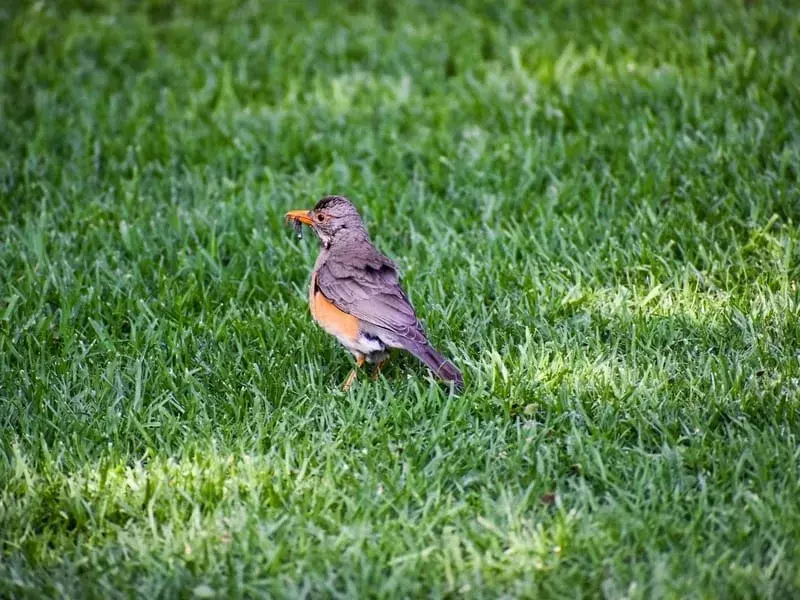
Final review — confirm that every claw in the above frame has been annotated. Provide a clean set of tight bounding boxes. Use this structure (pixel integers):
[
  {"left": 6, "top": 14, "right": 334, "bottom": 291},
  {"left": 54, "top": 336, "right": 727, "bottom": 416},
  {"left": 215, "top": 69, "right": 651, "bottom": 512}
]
[
  {"left": 371, "top": 359, "right": 388, "bottom": 381},
  {"left": 342, "top": 356, "right": 365, "bottom": 391},
  {"left": 342, "top": 369, "right": 357, "bottom": 391}
]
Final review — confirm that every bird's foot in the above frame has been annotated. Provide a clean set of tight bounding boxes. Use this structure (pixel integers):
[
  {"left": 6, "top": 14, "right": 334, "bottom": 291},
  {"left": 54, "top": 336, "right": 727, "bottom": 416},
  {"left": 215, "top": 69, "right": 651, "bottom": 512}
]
[
  {"left": 371, "top": 359, "right": 388, "bottom": 382},
  {"left": 342, "top": 356, "right": 365, "bottom": 391},
  {"left": 342, "top": 369, "right": 358, "bottom": 391}
]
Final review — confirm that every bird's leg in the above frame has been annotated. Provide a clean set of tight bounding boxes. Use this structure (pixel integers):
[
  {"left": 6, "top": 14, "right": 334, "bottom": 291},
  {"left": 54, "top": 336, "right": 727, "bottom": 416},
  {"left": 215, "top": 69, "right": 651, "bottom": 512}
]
[
  {"left": 342, "top": 355, "right": 365, "bottom": 391},
  {"left": 371, "top": 358, "right": 388, "bottom": 381}
]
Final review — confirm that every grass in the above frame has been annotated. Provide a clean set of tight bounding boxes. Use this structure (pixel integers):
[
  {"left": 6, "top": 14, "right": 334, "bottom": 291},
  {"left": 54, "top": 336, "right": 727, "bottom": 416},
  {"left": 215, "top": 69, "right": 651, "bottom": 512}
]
[{"left": 1, "top": 0, "right": 799, "bottom": 597}]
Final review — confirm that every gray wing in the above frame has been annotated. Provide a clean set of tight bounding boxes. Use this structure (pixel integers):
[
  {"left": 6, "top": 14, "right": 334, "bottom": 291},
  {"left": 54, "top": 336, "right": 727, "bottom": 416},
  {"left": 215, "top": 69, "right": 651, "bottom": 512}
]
[{"left": 315, "top": 247, "right": 428, "bottom": 348}]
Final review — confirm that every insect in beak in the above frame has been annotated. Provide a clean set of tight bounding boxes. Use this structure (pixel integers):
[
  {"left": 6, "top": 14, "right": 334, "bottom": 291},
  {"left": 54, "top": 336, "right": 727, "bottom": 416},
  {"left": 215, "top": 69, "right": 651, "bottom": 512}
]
[{"left": 285, "top": 210, "right": 313, "bottom": 240}]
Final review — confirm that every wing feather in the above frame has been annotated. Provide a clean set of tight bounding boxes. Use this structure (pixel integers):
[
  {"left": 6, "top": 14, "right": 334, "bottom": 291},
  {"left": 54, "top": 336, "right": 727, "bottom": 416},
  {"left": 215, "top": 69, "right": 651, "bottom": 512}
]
[{"left": 316, "top": 250, "right": 428, "bottom": 347}]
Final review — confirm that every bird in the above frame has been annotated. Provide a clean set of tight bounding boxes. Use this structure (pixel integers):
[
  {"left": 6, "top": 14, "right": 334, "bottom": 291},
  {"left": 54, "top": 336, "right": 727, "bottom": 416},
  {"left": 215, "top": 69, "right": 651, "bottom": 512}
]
[{"left": 285, "top": 195, "right": 463, "bottom": 391}]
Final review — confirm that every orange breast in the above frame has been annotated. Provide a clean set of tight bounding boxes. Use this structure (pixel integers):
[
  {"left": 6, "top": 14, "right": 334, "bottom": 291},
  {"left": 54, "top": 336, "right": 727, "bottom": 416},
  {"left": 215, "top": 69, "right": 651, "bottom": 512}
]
[{"left": 309, "top": 272, "right": 361, "bottom": 343}]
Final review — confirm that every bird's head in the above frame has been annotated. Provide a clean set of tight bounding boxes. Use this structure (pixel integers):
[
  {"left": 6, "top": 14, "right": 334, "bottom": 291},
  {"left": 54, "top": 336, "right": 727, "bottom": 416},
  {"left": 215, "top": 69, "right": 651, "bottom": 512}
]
[{"left": 286, "top": 195, "right": 365, "bottom": 248}]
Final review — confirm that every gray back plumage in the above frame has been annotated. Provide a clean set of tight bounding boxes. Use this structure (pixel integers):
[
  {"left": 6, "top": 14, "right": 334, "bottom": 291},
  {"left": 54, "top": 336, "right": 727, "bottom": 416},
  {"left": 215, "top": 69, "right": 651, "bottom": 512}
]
[{"left": 316, "top": 228, "right": 428, "bottom": 348}]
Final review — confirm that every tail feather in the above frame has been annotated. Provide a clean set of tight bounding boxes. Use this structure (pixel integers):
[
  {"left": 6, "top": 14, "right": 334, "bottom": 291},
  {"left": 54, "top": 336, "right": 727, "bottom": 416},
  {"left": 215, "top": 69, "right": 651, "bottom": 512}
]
[{"left": 409, "top": 343, "right": 464, "bottom": 390}]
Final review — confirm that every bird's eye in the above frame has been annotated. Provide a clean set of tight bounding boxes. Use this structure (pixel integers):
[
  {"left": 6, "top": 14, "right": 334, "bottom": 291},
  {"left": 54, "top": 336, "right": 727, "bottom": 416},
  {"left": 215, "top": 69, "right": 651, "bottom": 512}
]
[{"left": 316, "top": 213, "right": 325, "bottom": 223}]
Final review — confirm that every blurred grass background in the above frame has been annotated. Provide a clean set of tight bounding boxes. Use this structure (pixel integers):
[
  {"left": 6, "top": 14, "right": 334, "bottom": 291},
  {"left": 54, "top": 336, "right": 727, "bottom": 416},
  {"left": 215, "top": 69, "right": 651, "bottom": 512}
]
[{"left": 1, "top": 0, "right": 799, "bottom": 597}]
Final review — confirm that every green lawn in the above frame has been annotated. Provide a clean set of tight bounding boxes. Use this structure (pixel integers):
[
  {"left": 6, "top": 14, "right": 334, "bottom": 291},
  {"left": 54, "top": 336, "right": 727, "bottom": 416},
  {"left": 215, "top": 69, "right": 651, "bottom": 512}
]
[{"left": 2, "top": 0, "right": 799, "bottom": 597}]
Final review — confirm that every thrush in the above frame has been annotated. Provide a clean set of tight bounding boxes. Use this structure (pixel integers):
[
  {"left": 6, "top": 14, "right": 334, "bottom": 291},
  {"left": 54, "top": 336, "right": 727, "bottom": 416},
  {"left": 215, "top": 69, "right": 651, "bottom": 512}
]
[{"left": 286, "top": 195, "right": 463, "bottom": 391}]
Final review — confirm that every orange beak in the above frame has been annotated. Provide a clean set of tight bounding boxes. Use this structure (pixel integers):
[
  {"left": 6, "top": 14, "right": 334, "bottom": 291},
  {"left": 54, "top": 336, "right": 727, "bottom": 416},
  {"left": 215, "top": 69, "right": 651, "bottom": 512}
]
[{"left": 285, "top": 209, "right": 313, "bottom": 226}]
